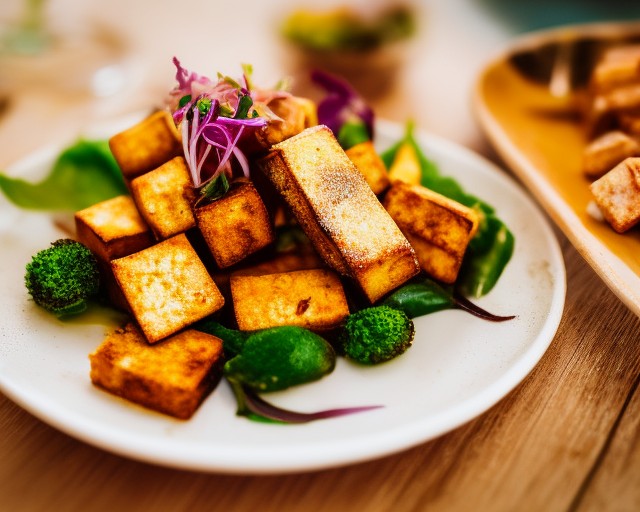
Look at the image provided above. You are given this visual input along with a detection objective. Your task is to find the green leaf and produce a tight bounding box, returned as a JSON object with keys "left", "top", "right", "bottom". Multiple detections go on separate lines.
{"left": 234, "top": 94, "right": 254, "bottom": 120}
{"left": 457, "top": 217, "right": 515, "bottom": 298}
{"left": 337, "top": 119, "right": 370, "bottom": 150}
{"left": 0, "top": 139, "right": 127, "bottom": 211}
{"left": 381, "top": 278, "right": 454, "bottom": 318}
{"left": 196, "top": 173, "right": 230, "bottom": 206}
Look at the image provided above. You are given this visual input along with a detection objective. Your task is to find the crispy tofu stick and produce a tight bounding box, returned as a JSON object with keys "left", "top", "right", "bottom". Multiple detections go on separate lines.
{"left": 258, "top": 125, "right": 419, "bottom": 302}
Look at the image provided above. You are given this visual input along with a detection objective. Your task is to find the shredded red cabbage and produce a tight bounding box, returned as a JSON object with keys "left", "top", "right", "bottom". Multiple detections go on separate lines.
{"left": 311, "top": 69, "right": 374, "bottom": 139}
{"left": 169, "top": 58, "right": 268, "bottom": 189}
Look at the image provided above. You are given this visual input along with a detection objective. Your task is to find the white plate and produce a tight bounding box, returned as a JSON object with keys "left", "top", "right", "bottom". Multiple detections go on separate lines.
{"left": 0, "top": 120, "right": 565, "bottom": 474}
{"left": 474, "top": 22, "right": 640, "bottom": 318}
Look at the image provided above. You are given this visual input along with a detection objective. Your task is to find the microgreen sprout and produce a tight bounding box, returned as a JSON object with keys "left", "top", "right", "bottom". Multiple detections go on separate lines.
{"left": 168, "top": 58, "right": 269, "bottom": 199}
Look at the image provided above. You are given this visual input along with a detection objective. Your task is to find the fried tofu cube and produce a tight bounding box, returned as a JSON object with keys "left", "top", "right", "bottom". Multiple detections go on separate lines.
{"left": 384, "top": 182, "right": 479, "bottom": 284}
{"left": 111, "top": 234, "right": 225, "bottom": 343}
{"left": 345, "top": 141, "right": 390, "bottom": 194}
{"left": 211, "top": 245, "right": 325, "bottom": 296}
{"left": 74, "top": 195, "right": 154, "bottom": 310}
{"left": 590, "top": 157, "right": 640, "bottom": 233}
{"left": 618, "top": 110, "right": 640, "bottom": 135}
{"left": 89, "top": 323, "right": 224, "bottom": 419}
{"left": 130, "top": 156, "right": 196, "bottom": 240}
{"left": 109, "top": 111, "right": 183, "bottom": 180}
{"left": 194, "top": 181, "right": 275, "bottom": 268}
{"left": 583, "top": 130, "right": 640, "bottom": 179}
{"left": 258, "top": 125, "right": 419, "bottom": 302}
{"left": 255, "top": 96, "right": 318, "bottom": 147}
{"left": 230, "top": 269, "right": 349, "bottom": 331}
{"left": 590, "top": 45, "right": 640, "bottom": 93}
{"left": 387, "top": 141, "right": 422, "bottom": 185}
{"left": 74, "top": 195, "right": 154, "bottom": 261}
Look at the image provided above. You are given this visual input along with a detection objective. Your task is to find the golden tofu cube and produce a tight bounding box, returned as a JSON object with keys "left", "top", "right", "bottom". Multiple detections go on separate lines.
{"left": 583, "top": 130, "right": 640, "bottom": 179}
{"left": 618, "top": 110, "right": 640, "bottom": 135}
{"left": 258, "top": 125, "right": 419, "bottom": 302}
{"left": 255, "top": 96, "right": 318, "bottom": 147}
{"left": 387, "top": 141, "right": 422, "bottom": 185}
{"left": 384, "top": 182, "right": 479, "bottom": 284}
{"left": 590, "top": 45, "right": 640, "bottom": 92}
{"left": 111, "top": 234, "right": 225, "bottom": 343}
{"left": 211, "top": 245, "right": 325, "bottom": 297}
{"left": 194, "top": 181, "right": 275, "bottom": 268}
{"left": 345, "top": 141, "right": 390, "bottom": 195}
{"left": 74, "top": 195, "right": 154, "bottom": 261}
{"left": 590, "top": 157, "right": 640, "bottom": 233}
{"left": 109, "top": 111, "right": 183, "bottom": 180}
{"left": 130, "top": 156, "right": 196, "bottom": 240}
{"left": 75, "top": 194, "right": 155, "bottom": 311}
{"left": 89, "top": 323, "right": 224, "bottom": 419}
{"left": 230, "top": 269, "right": 349, "bottom": 331}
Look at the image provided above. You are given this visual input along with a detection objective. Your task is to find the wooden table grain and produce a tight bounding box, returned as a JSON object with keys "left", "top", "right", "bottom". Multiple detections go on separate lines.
{"left": 2, "top": 2, "right": 640, "bottom": 510}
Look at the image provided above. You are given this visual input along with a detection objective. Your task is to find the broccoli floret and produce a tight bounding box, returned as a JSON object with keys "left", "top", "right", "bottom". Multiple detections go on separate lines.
{"left": 223, "top": 326, "right": 336, "bottom": 392}
{"left": 338, "top": 305, "right": 414, "bottom": 364}
{"left": 25, "top": 239, "right": 100, "bottom": 317}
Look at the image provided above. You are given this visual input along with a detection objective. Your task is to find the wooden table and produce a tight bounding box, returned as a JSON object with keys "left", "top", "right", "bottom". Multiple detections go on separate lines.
{"left": 2, "top": 2, "right": 640, "bottom": 510}
{"left": 2, "top": 230, "right": 639, "bottom": 511}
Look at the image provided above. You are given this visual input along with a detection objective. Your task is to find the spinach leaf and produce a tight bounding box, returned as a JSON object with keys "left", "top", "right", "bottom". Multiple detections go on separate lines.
{"left": 0, "top": 139, "right": 127, "bottom": 211}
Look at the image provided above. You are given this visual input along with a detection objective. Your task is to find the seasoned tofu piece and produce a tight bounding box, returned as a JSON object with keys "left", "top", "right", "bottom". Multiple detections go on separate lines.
{"left": 230, "top": 269, "right": 349, "bottom": 331}
{"left": 111, "top": 234, "right": 225, "bottom": 343}
{"left": 255, "top": 96, "right": 318, "bottom": 147}
{"left": 75, "top": 195, "right": 154, "bottom": 310}
{"left": 387, "top": 141, "right": 422, "bottom": 185}
{"left": 89, "top": 323, "right": 224, "bottom": 419}
{"left": 109, "top": 111, "right": 182, "bottom": 180}
{"left": 130, "top": 156, "right": 196, "bottom": 240}
{"left": 258, "top": 125, "right": 419, "bottom": 302}
{"left": 618, "top": 110, "right": 640, "bottom": 135}
{"left": 583, "top": 130, "right": 640, "bottom": 179}
{"left": 211, "top": 245, "right": 325, "bottom": 296}
{"left": 384, "top": 182, "right": 479, "bottom": 284}
{"left": 194, "top": 180, "right": 275, "bottom": 268}
{"left": 590, "top": 45, "right": 640, "bottom": 93}
{"left": 590, "top": 157, "right": 640, "bottom": 233}
{"left": 74, "top": 195, "right": 153, "bottom": 261}
{"left": 345, "top": 140, "right": 390, "bottom": 194}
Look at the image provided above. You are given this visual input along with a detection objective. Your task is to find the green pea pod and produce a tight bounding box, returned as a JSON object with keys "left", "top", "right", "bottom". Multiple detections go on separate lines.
{"left": 223, "top": 326, "right": 336, "bottom": 393}
{"left": 457, "top": 216, "right": 515, "bottom": 298}
{"left": 381, "top": 280, "right": 454, "bottom": 318}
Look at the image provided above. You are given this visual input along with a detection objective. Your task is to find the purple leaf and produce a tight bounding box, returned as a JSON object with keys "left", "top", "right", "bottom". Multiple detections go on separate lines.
{"left": 236, "top": 382, "right": 383, "bottom": 424}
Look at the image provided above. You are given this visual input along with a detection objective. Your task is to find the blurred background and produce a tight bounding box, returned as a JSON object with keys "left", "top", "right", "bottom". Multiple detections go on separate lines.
{"left": 1, "top": 0, "right": 640, "bottom": 168}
